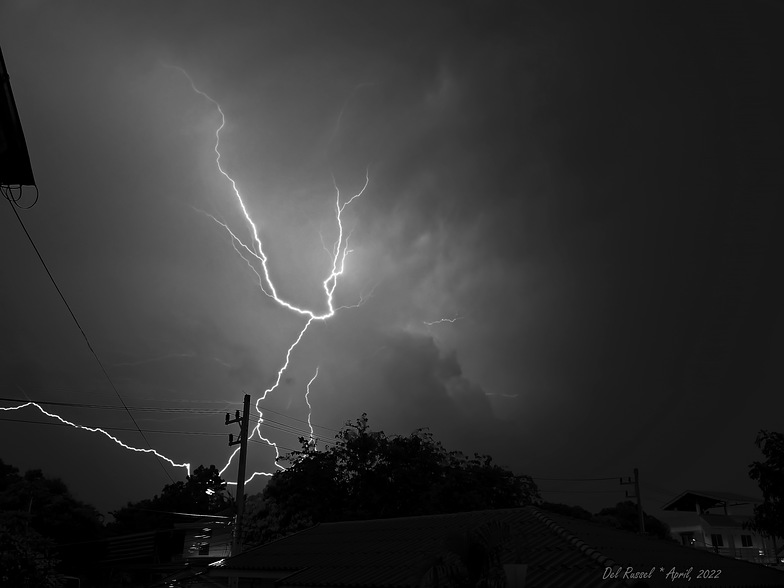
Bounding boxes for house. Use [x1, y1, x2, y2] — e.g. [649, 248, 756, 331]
[161, 506, 784, 588]
[98, 518, 232, 587]
[657, 490, 782, 565]
[175, 519, 233, 560]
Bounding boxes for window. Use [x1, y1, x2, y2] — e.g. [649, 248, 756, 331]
[741, 535, 753, 547]
[711, 534, 724, 547]
[198, 528, 212, 555]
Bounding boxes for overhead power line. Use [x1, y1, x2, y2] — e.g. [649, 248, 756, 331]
[0, 410, 334, 445]
[0, 415, 229, 437]
[532, 476, 619, 482]
[5, 199, 176, 484]
[0, 395, 340, 436]
[538, 489, 622, 494]
[0, 415, 306, 456]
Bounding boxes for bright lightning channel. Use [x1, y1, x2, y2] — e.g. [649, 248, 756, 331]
[174, 68, 369, 484]
[1, 69, 367, 486]
[305, 367, 319, 446]
[423, 315, 462, 326]
[0, 402, 191, 474]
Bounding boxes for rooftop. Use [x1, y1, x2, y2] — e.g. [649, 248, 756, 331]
[662, 490, 763, 512]
[202, 506, 784, 587]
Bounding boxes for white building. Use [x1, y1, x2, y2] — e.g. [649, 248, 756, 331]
[657, 489, 781, 565]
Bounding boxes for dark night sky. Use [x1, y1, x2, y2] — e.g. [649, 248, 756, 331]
[1, 1, 782, 516]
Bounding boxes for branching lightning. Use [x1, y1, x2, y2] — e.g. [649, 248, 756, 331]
[174, 67, 370, 484]
[2, 66, 368, 488]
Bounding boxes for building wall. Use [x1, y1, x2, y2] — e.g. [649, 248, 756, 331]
[660, 513, 777, 565]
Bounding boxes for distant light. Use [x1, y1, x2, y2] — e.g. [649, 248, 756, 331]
[205, 488, 215, 495]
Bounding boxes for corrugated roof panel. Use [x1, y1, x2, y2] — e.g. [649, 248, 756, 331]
[541, 511, 784, 588]
[216, 507, 784, 587]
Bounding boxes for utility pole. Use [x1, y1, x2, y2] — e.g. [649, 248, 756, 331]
[226, 394, 250, 557]
[620, 468, 645, 534]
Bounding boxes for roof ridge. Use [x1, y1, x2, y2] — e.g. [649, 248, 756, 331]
[320, 506, 527, 526]
[530, 507, 616, 568]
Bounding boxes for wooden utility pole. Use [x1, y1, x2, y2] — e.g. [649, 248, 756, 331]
[226, 394, 250, 557]
[620, 468, 645, 534]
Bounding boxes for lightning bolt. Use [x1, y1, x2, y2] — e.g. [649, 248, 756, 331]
[0, 402, 191, 474]
[2, 67, 369, 489]
[173, 67, 369, 484]
[305, 367, 319, 446]
[423, 315, 462, 326]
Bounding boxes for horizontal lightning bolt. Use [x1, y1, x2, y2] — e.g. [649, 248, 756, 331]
[0, 402, 191, 474]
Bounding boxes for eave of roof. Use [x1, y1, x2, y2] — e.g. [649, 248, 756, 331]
[662, 490, 763, 511]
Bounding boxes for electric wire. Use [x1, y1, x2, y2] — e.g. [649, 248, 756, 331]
[8, 409, 332, 446]
[1, 183, 39, 209]
[538, 489, 624, 494]
[0, 410, 334, 447]
[0, 395, 338, 445]
[0, 396, 340, 433]
[0, 415, 305, 455]
[3, 195, 176, 484]
[532, 476, 620, 481]
[0, 415, 226, 435]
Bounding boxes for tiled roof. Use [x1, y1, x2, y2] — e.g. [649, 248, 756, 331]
[214, 506, 784, 588]
[104, 530, 157, 563]
[222, 507, 627, 588]
[541, 511, 784, 588]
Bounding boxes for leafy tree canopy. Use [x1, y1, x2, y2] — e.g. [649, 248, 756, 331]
[595, 501, 672, 540]
[0, 517, 62, 588]
[244, 413, 539, 545]
[0, 458, 105, 586]
[748, 430, 784, 541]
[0, 459, 103, 546]
[109, 464, 233, 535]
[538, 501, 593, 520]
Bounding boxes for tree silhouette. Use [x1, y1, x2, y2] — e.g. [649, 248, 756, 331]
[109, 464, 232, 534]
[538, 501, 592, 520]
[0, 515, 62, 588]
[244, 414, 538, 545]
[0, 458, 103, 586]
[594, 501, 672, 540]
[748, 430, 784, 543]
